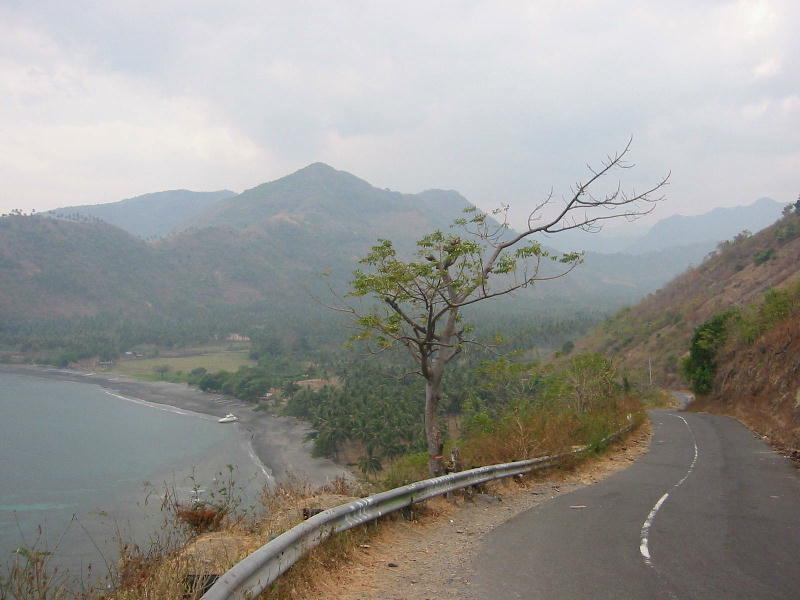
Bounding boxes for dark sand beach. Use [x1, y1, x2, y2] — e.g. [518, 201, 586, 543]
[0, 364, 348, 487]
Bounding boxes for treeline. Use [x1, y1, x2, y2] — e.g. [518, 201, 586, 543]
[0, 304, 348, 367]
[183, 307, 610, 463]
[280, 350, 645, 478]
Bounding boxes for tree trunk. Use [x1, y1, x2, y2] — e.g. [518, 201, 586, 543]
[425, 373, 445, 477]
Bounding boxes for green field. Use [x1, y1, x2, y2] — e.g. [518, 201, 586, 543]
[110, 349, 255, 380]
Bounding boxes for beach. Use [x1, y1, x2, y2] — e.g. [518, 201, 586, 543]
[0, 364, 348, 488]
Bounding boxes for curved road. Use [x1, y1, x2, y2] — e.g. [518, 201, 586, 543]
[471, 410, 800, 599]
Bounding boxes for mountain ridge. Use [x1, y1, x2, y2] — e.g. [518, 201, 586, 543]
[48, 189, 236, 238]
[3, 164, 793, 362]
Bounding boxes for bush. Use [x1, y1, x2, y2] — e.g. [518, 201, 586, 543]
[752, 247, 777, 265]
[681, 311, 736, 394]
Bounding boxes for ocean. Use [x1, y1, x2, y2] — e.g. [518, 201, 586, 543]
[0, 371, 268, 579]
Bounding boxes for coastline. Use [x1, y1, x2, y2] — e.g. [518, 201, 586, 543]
[0, 364, 348, 488]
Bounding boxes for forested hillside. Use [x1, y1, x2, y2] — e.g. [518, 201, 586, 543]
[47, 189, 236, 238]
[2, 163, 789, 367]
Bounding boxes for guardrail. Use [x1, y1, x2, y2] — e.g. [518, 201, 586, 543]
[202, 424, 634, 600]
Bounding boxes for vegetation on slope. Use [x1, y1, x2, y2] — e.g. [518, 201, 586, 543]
[577, 202, 800, 387]
[684, 278, 800, 450]
[47, 189, 236, 239]
[3, 165, 776, 366]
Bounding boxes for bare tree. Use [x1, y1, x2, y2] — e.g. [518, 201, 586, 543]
[341, 141, 668, 476]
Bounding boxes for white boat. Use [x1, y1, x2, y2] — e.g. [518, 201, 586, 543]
[218, 413, 238, 423]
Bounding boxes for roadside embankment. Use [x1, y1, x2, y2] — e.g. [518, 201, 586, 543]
[272, 421, 652, 600]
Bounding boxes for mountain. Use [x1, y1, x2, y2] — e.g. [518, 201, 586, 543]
[623, 197, 786, 253]
[2, 163, 790, 362]
[47, 189, 236, 238]
[188, 163, 466, 246]
[0, 216, 203, 319]
[576, 205, 800, 389]
[0, 165, 478, 328]
[544, 197, 787, 255]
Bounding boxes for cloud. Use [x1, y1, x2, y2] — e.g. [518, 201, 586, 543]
[0, 13, 279, 208]
[1, 1, 798, 226]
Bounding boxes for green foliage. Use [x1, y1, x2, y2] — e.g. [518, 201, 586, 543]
[731, 282, 800, 345]
[680, 281, 800, 394]
[381, 452, 429, 489]
[782, 198, 800, 217]
[461, 353, 642, 465]
[152, 364, 171, 380]
[752, 247, 777, 265]
[776, 221, 799, 242]
[284, 361, 430, 459]
[348, 211, 583, 357]
[681, 311, 736, 394]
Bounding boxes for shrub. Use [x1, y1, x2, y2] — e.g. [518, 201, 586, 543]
[752, 247, 777, 265]
[681, 310, 736, 394]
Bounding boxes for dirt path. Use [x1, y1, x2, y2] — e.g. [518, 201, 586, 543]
[303, 421, 652, 600]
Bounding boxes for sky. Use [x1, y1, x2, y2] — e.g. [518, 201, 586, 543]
[1, 0, 798, 229]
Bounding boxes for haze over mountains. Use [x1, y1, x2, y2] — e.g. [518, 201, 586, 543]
[46, 189, 236, 238]
[0, 163, 788, 342]
[544, 196, 786, 255]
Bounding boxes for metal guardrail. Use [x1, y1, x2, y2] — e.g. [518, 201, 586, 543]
[202, 424, 634, 600]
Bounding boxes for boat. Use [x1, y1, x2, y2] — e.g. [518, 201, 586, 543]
[218, 413, 238, 423]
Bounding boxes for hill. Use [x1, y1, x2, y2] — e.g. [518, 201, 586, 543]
[47, 189, 236, 238]
[577, 204, 800, 388]
[0, 167, 486, 360]
[3, 163, 788, 363]
[686, 277, 800, 451]
[625, 196, 786, 253]
[0, 216, 178, 318]
[544, 197, 786, 255]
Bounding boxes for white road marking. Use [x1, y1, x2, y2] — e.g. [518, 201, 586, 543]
[640, 492, 669, 562]
[639, 414, 699, 567]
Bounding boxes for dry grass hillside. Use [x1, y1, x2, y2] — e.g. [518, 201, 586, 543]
[577, 208, 800, 387]
[689, 308, 800, 452]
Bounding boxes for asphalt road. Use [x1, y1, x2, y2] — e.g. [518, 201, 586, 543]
[470, 411, 800, 599]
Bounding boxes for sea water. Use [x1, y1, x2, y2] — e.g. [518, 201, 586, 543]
[0, 372, 267, 579]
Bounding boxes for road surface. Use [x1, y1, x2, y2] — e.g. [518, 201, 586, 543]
[470, 410, 800, 599]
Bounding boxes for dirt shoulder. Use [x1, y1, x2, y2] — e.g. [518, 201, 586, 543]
[299, 420, 652, 600]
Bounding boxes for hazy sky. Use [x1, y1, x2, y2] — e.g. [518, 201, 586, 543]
[1, 1, 798, 228]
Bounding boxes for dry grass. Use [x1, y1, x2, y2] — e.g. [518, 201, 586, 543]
[0, 473, 364, 600]
[463, 392, 642, 469]
[578, 213, 800, 388]
[108, 351, 254, 380]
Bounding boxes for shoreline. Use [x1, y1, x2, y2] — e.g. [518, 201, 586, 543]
[0, 364, 348, 488]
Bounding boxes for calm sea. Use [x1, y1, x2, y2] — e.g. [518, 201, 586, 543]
[0, 372, 268, 579]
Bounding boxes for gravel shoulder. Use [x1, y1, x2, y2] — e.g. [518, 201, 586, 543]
[305, 421, 652, 600]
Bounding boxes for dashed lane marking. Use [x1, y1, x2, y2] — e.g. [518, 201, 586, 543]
[639, 414, 699, 567]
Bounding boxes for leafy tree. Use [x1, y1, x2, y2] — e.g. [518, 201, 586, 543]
[782, 195, 800, 216]
[681, 311, 735, 394]
[339, 142, 668, 475]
